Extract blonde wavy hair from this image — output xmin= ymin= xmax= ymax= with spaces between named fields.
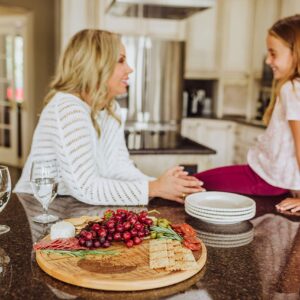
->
xmin=44 ymin=29 xmax=121 ymax=136
xmin=263 ymin=14 xmax=300 ymax=125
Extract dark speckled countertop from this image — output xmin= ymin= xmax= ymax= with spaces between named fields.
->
xmin=125 ymin=131 xmax=216 ymax=155
xmin=125 ymin=130 xmax=216 ymax=155
xmin=1 ymin=193 xmax=300 ymax=300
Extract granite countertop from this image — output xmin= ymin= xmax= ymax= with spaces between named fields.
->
xmin=125 ymin=130 xmax=216 ymax=155
xmin=1 ymin=193 xmax=300 ymax=300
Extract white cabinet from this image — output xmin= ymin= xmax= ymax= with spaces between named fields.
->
xmin=185 ymin=0 xmax=255 ymax=79
xmin=233 ymin=124 xmax=265 ymax=165
xmin=181 ymin=118 xmax=236 ymax=168
xmin=184 ymin=0 xmax=299 ymax=122
xmin=280 ymin=0 xmax=300 ymax=18
xmin=252 ymin=0 xmax=279 ymax=78
xmin=181 ymin=118 xmax=266 ymax=168
xmin=184 ymin=7 xmax=218 ymax=79
xmin=219 ymin=0 xmax=254 ymax=78
xmin=130 ymin=154 xmax=212 ymax=178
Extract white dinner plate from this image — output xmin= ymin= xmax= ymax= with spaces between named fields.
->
xmin=185 ymin=202 xmax=254 ymax=216
xmin=185 ymin=207 xmax=255 ymax=224
xmin=185 ymin=192 xmax=256 ymax=212
xmin=186 ymin=206 xmax=255 ymax=220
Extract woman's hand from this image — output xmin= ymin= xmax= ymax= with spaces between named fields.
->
xmin=148 ymin=166 xmax=205 ymax=204
xmin=276 ymin=198 xmax=300 ymax=213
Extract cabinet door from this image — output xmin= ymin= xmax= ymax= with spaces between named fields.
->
xmin=181 ymin=119 xmax=203 ymax=141
xmin=199 ymin=120 xmax=235 ymax=167
xmin=219 ymin=0 xmax=254 ymax=77
xmin=252 ymin=0 xmax=279 ymax=77
xmin=184 ymin=7 xmax=218 ymax=79
xmin=182 ymin=119 xmax=235 ymax=167
xmin=234 ymin=124 xmax=265 ymax=165
xmin=280 ymin=0 xmax=300 ymax=18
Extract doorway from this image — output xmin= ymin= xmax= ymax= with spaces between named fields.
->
xmin=0 ymin=12 xmax=33 ymax=167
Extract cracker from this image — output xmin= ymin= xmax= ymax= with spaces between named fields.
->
xmin=150 ymin=257 xmax=169 ymax=269
xmin=149 ymin=238 xmax=199 ymax=271
xmin=150 ymin=251 xmax=168 ymax=260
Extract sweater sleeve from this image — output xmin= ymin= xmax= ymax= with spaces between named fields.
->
xmin=114 ymin=130 xmax=155 ymax=180
xmin=55 ymin=98 xmax=149 ymax=206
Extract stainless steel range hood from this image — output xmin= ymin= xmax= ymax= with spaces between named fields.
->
xmin=107 ymin=0 xmax=216 ymax=20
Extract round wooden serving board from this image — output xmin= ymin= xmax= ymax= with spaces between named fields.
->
xmin=35 ymin=219 xmax=207 ymax=291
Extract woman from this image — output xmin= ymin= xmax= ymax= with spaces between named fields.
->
xmin=14 ymin=29 xmax=203 ymax=205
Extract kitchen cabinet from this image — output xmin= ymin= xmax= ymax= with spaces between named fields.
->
xmin=233 ymin=124 xmax=265 ymax=165
xmin=130 ymin=154 xmax=212 ymax=178
xmin=219 ymin=0 xmax=254 ymax=78
xmin=280 ymin=0 xmax=300 ymax=18
xmin=184 ymin=0 xmax=300 ymax=121
xmin=181 ymin=118 xmax=236 ymax=168
xmin=251 ymin=0 xmax=279 ymax=78
xmin=185 ymin=0 xmax=254 ymax=79
xmin=181 ymin=118 xmax=266 ymax=167
xmin=184 ymin=7 xmax=218 ymax=79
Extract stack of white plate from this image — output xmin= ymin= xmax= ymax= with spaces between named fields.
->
xmin=185 ymin=192 xmax=256 ymax=225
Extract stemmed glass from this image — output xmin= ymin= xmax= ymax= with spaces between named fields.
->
xmin=30 ymin=159 xmax=59 ymax=224
xmin=0 ymin=166 xmax=11 ymax=234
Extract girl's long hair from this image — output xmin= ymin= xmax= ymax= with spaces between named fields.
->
xmin=263 ymin=14 xmax=300 ymax=125
xmin=44 ymin=29 xmax=121 ymax=136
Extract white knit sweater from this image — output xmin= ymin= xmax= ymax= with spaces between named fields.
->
xmin=14 ymin=92 xmax=151 ymax=205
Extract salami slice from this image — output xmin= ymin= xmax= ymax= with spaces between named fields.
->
xmin=33 ymin=237 xmax=87 ymax=251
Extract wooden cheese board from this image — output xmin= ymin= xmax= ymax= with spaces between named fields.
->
xmin=35 ymin=217 xmax=207 ymax=291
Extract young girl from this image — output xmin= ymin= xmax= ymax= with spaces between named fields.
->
xmin=194 ymin=14 xmax=300 ymax=212
xmin=14 ymin=29 xmax=203 ymax=205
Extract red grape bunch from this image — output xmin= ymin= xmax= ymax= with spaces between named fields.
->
xmin=76 ymin=209 xmax=153 ymax=249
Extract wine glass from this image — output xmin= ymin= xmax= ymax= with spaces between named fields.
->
xmin=30 ymin=159 xmax=59 ymax=224
xmin=0 ymin=166 xmax=11 ymax=235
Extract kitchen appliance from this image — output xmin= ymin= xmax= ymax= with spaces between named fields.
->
xmin=107 ymin=0 xmax=216 ymax=19
xmin=119 ymin=35 xmax=184 ymax=129
xmin=183 ymin=80 xmax=215 ymax=117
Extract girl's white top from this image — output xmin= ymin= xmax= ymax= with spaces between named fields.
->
xmin=248 ymin=80 xmax=300 ymax=190
xmin=14 ymin=92 xmax=151 ymax=205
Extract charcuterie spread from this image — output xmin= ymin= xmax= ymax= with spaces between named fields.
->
xmin=34 ymin=209 xmax=207 ymax=291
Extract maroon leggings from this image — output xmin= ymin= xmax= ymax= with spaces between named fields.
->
xmin=193 ymin=164 xmax=288 ymax=196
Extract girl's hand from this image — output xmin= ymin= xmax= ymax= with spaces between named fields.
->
xmin=149 ymin=166 xmax=205 ymax=204
xmin=276 ymin=198 xmax=300 ymax=213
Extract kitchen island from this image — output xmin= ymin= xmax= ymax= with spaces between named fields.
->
xmin=0 ymin=193 xmax=300 ymax=300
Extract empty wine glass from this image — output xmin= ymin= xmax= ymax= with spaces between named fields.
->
xmin=0 ymin=166 xmax=11 ymax=235
xmin=30 ymin=159 xmax=59 ymax=224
